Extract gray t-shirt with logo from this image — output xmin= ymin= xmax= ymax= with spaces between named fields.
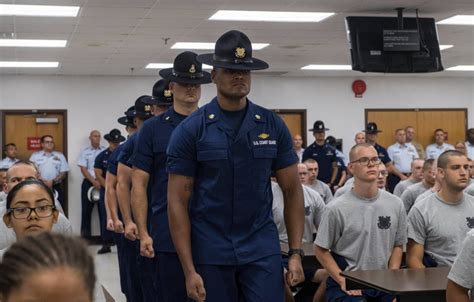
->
xmin=315 ymin=189 xmax=407 ymax=271
xmin=306 ymin=181 xmax=333 ymax=204
xmin=401 ymin=182 xmax=431 ymax=213
xmin=272 ymin=182 xmax=326 ymax=243
xmin=448 ymin=229 xmax=474 ymax=300
xmin=393 ymin=178 xmax=418 ymax=197
xmin=408 ymin=193 xmax=474 ymax=266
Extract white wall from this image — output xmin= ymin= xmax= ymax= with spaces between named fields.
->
xmin=1 ymin=74 xmax=473 ymax=233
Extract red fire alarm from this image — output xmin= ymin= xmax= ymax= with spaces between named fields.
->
xmin=352 ymin=80 xmax=367 ymax=98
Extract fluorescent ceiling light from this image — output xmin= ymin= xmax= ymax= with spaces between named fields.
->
xmin=446 ymin=65 xmax=474 ymax=71
xmin=171 ymin=42 xmax=269 ymax=50
xmin=439 ymin=45 xmax=453 ymax=50
xmin=146 ymin=63 xmax=213 ymax=69
xmin=0 ymin=61 xmax=59 ymax=68
xmin=209 ymin=10 xmax=335 ymax=22
xmin=301 ymin=64 xmax=352 ymax=70
xmin=0 ymin=4 xmax=79 ymax=17
xmin=437 ymin=15 xmax=474 ymax=25
xmin=0 ymin=39 xmax=67 ymax=47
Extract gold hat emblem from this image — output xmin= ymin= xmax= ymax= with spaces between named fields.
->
xmin=235 ymin=47 xmax=246 ymax=58
xmin=189 ymin=64 xmax=196 ymax=73
xmin=164 ymin=90 xmax=172 ymax=97
xmin=144 ymin=105 xmax=151 ymax=112
xmin=258 ymin=133 xmax=269 ymax=139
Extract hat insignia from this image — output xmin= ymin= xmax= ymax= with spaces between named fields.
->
xmin=319 ymin=124 xmax=323 ymax=129
xmin=189 ymin=64 xmax=196 ymax=74
xmin=258 ymin=133 xmax=269 ymax=139
xmin=164 ymin=90 xmax=172 ymax=97
xmin=235 ymin=47 xmax=246 ymax=59
xmin=144 ymin=105 xmax=151 ymax=112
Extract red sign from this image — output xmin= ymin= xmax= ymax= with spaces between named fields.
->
xmin=27 ymin=137 xmax=42 ymax=150
xmin=352 ymin=80 xmax=367 ymax=98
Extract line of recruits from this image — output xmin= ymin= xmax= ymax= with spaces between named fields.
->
xmin=99 ymin=30 xmax=306 ymax=302
xmin=99 ymin=29 xmax=474 ymax=302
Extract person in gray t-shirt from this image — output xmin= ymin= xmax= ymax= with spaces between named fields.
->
xmin=447 ymin=229 xmax=474 ymax=302
xmin=407 ymin=150 xmax=474 ymax=268
xmin=393 ymin=159 xmax=424 ymax=197
xmin=304 ymin=159 xmax=334 ymax=204
xmin=315 ymin=143 xmax=407 ymax=301
xmin=401 ymin=159 xmax=436 ymax=213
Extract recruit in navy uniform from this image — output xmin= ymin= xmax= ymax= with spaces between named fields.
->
xmin=166 ymin=30 xmax=305 ymax=302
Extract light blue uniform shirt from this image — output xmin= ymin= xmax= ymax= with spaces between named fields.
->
xmin=77 ymin=145 xmax=105 ymax=178
xmin=0 ymin=158 xmax=18 ymax=169
xmin=387 ymin=143 xmax=419 ymax=173
xmin=30 ymin=151 xmax=70 ymax=181
xmin=425 ymin=143 xmax=454 ymax=160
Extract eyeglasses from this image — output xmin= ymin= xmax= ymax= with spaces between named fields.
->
xmin=351 ymin=156 xmax=381 ymax=166
xmin=379 ymin=170 xmax=388 ymax=177
xmin=7 ymin=205 xmax=56 ymax=220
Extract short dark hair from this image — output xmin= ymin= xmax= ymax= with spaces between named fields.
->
xmin=437 ymin=150 xmax=467 ymax=169
xmin=0 ymin=233 xmax=96 ymax=300
xmin=423 ymin=159 xmax=435 ymax=171
xmin=6 ymin=179 xmax=54 ymax=210
xmin=434 ymin=128 xmax=444 ymax=134
xmin=40 ymin=135 xmax=53 ymax=143
xmin=3 ymin=143 xmax=16 ymax=154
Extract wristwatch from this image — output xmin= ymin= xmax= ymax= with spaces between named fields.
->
xmin=288 ymin=248 xmax=305 ymax=259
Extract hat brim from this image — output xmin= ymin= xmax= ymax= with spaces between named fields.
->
xmin=196 ymin=53 xmax=269 ymax=71
xmin=363 ymin=130 xmax=382 ymax=134
xmin=104 ymin=134 xmax=126 ymax=143
xmin=309 ymin=128 xmax=330 ymax=132
xmin=117 ymin=116 xmax=134 ymax=127
xmin=159 ymin=68 xmax=212 ymax=84
xmin=143 ymin=97 xmax=173 ymax=107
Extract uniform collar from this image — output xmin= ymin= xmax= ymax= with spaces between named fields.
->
xmin=204 ymin=97 xmax=266 ymax=140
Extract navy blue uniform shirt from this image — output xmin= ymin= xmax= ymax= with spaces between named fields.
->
xmin=374 ymin=143 xmax=391 ymax=165
xmin=107 ymin=143 xmax=125 ymax=176
xmin=129 ymin=108 xmax=187 ymax=253
xmin=167 ymin=98 xmax=298 ymax=266
xmin=118 ymin=133 xmax=137 ymax=168
xmin=94 ymin=148 xmax=114 ymax=178
xmin=302 ymin=143 xmax=337 ymax=183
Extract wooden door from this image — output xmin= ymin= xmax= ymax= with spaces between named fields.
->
xmin=1 ymin=110 xmax=68 ymax=214
xmin=273 ymin=109 xmax=307 ymax=147
xmin=366 ymin=109 xmax=467 ymax=149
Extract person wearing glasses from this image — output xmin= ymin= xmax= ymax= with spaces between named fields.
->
xmin=407 ymin=150 xmax=474 ymax=269
xmin=0 ymin=180 xmax=106 ymax=301
xmin=315 ymin=143 xmax=407 ymax=302
xmin=0 ymin=161 xmax=71 ymax=250
xmin=29 ymin=135 xmax=70 ymax=208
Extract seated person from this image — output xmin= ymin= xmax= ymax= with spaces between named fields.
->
xmin=407 ymin=150 xmax=474 ymax=268
xmin=304 ymin=159 xmax=334 ymax=203
xmin=0 ymin=232 xmax=95 ymax=302
xmin=0 ymin=161 xmax=72 ymax=250
xmin=272 ymin=163 xmax=327 ymax=302
xmin=315 ymin=143 xmax=407 ymax=302
xmin=400 ymin=159 xmax=436 ymax=213
xmin=447 ymin=229 xmax=474 ymax=302
xmin=393 ymin=159 xmax=424 ymax=197
xmin=0 ymin=179 xmax=105 ymax=301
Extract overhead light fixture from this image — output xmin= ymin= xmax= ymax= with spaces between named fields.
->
xmin=301 ymin=64 xmax=352 ymax=70
xmin=209 ymin=10 xmax=335 ymax=22
xmin=0 ymin=39 xmax=67 ymax=47
xmin=171 ymin=42 xmax=269 ymax=50
xmin=146 ymin=63 xmax=213 ymax=69
xmin=0 ymin=4 xmax=80 ymax=17
xmin=437 ymin=15 xmax=474 ymax=25
xmin=0 ymin=61 xmax=59 ymax=68
xmin=446 ymin=65 xmax=474 ymax=71
xmin=439 ymin=45 xmax=453 ymax=50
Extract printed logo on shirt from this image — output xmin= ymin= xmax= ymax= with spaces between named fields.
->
xmin=466 ymin=217 xmax=474 ymax=228
xmin=253 ymin=133 xmax=276 ymax=146
xmin=304 ymin=206 xmax=311 ymax=216
xmin=377 ymin=216 xmax=391 ymax=230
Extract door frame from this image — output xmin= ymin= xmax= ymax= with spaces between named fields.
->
xmin=272 ymin=109 xmax=307 ymax=147
xmin=1 ymin=109 xmax=69 ymax=214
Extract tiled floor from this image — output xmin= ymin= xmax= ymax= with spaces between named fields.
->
xmin=90 ymin=245 xmax=126 ymax=302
